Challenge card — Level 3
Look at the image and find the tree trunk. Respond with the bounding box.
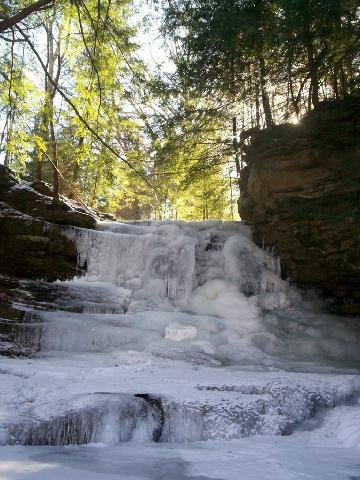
[4,109,15,167]
[68,136,84,199]
[308,84,313,112]
[258,54,274,127]
[232,116,241,187]
[333,65,339,99]
[44,15,62,203]
[49,116,59,202]
[227,159,234,220]
[306,41,319,108]
[90,165,100,207]
[37,104,49,181]
[288,56,300,117]
[302,0,319,109]
[255,82,261,127]
[339,62,348,96]
[73,137,84,182]
[4,30,16,168]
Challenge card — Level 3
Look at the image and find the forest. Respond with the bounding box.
[0,0,359,220]
[1,2,360,478]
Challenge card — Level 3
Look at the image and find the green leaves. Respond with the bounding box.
[161,0,360,123]
[0,0,157,214]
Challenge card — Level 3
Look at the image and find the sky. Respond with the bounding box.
[134,0,175,75]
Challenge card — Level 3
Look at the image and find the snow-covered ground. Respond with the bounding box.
[1,220,360,479]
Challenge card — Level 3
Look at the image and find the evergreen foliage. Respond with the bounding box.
[161,0,360,124]
[0,0,358,219]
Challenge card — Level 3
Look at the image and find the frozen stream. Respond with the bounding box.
[1,220,360,479]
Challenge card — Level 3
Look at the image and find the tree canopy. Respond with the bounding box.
[162,0,359,125]
[0,0,359,219]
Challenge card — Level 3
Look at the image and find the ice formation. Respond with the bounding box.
[1,220,360,479]
[24,220,360,367]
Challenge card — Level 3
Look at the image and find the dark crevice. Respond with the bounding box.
[134,393,165,442]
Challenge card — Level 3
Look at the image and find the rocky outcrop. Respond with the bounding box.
[0,166,97,229]
[239,97,360,314]
[0,203,79,281]
[0,165,98,281]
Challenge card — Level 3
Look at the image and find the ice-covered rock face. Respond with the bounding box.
[3,385,355,446]
[2,219,360,459]
[6,394,161,446]
[64,223,197,309]
[64,220,287,309]
[25,220,360,368]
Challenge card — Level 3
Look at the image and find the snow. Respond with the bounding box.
[1,220,360,479]
[0,437,359,480]
[165,323,198,342]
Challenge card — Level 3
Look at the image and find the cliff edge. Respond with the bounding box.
[239,97,360,314]
[0,165,98,281]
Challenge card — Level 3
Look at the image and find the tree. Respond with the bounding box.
[0,0,155,212]
[1,0,358,220]
[0,0,53,33]
[160,0,360,120]
[141,71,236,220]
[162,0,277,126]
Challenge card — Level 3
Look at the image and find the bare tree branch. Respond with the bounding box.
[0,0,54,33]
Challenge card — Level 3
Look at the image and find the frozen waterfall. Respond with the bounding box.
[47,220,360,367]
[1,220,360,480]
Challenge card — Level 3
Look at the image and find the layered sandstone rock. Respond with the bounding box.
[239,97,360,314]
[0,165,98,281]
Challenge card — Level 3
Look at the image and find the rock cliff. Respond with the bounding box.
[0,165,98,281]
[239,97,360,314]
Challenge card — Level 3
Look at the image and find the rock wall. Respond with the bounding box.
[239,98,360,314]
[0,165,98,281]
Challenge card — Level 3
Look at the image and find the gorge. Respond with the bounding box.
[0,1,359,478]
[0,167,360,478]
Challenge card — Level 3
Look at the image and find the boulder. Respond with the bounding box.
[0,165,98,229]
